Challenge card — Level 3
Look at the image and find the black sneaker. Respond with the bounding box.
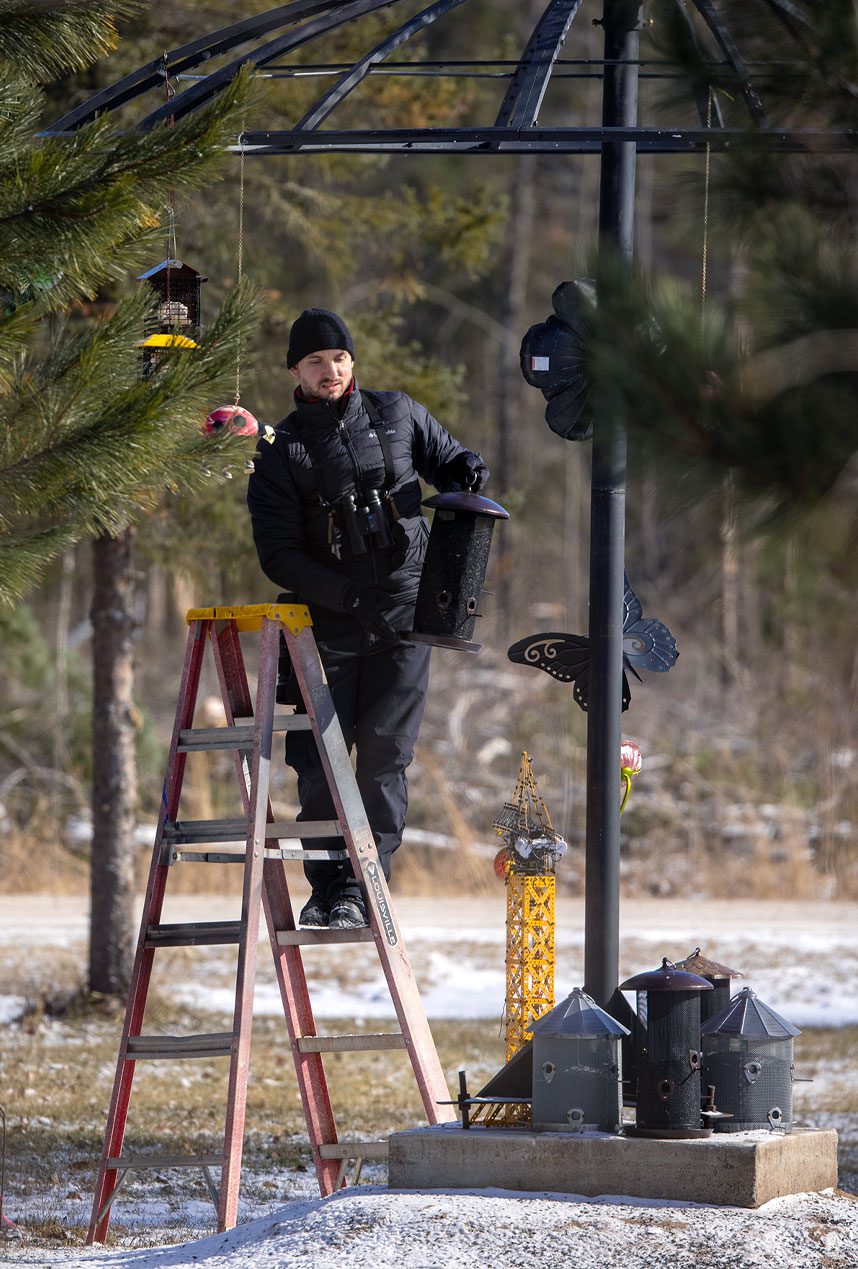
[328,895,368,929]
[298,894,330,928]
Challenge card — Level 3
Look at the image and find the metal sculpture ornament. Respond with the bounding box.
[519,279,595,441]
[507,574,678,713]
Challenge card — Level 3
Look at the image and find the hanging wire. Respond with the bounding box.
[234,133,246,407]
[162,52,178,265]
[700,87,713,333]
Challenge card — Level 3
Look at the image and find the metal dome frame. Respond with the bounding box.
[46,1,855,1022]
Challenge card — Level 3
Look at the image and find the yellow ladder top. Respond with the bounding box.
[186,602,313,636]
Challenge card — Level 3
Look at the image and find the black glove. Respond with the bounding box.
[344,586,400,642]
[445,451,489,493]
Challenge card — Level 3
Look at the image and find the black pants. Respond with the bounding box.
[285,623,431,903]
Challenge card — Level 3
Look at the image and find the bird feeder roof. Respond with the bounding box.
[701,987,800,1038]
[136,258,208,282]
[675,948,743,981]
[422,491,510,519]
[532,988,630,1038]
[620,958,713,992]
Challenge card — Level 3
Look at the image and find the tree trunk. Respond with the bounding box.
[89,528,138,995]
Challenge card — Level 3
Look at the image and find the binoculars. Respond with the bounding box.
[335,489,393,556]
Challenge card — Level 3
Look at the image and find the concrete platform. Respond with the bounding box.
[388,1124,838,1208]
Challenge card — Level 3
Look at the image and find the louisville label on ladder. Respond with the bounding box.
[88,602,454,1245]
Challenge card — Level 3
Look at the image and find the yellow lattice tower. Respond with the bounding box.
[504,871,555,1061]
[492,752,561,1063]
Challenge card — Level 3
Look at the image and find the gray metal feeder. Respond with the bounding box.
[531,988,629,1133]
[701,987,800,1134]
[621,958,713,1139]
[675,948,743,1027]
[404,491,509,654]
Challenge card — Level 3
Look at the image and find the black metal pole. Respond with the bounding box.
[583,0,641,1008]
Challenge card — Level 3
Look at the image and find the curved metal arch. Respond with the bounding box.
[138,0,409,130]
[758,0,812,33]
[296,0,469,131]
[673,0,725,128]
[495,0,583,129]
[46,1,338,133]
[689,0,768,126]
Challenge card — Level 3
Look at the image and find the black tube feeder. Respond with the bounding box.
[404,491,509,654]
[621,959,713,1140]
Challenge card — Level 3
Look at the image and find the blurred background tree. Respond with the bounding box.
[1,0,855,983]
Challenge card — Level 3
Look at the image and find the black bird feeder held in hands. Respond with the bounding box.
[405,491,509,654]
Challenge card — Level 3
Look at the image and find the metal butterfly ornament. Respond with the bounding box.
[507,574,678,713]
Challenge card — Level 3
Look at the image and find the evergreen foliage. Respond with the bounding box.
[582,1,858,519]
[0,1,262,605]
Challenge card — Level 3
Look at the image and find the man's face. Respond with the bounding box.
[289,348,354,401]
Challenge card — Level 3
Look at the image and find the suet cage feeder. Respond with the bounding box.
[137,258,207,376]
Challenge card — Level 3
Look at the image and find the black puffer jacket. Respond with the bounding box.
[247,385,475,631]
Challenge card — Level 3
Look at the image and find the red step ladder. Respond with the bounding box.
[87,602,453,1245]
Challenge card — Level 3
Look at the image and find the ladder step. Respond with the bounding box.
[277,928,374,946]
[165,847,348,865]
[296,1034,406,1053]
[126,1033,234,1060]
[144,921,243,947]
[107,1154,222,1170]
[177,716,312,751]
[318,1142,388,1160]
[162,818,342,844]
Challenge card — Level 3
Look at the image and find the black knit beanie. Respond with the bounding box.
[286,308,355,367]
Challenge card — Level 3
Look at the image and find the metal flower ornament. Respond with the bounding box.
[507,573,678,713]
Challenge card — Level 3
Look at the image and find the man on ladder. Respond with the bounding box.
[247,309,488,930]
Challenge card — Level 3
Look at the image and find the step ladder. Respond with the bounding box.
[87,602,454,1245]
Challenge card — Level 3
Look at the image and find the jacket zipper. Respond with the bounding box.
[331,401,380,583]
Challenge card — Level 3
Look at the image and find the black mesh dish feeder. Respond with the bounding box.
[531,988,629,1134]
[404,492,509,654]
[46,1,857,1027]
[701,987,801,1134]
[621,958,713,1139]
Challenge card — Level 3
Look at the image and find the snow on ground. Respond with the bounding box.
[2,895,857,1267]
[6,1188,858,1269]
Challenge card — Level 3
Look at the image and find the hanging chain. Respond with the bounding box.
[234,132,246,406]
[700,87,713,333]
[161,50,176,312]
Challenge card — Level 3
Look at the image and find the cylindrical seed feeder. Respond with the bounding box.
[701,987,800,1134]
[404,492,509,654]
[675,948,743,1027]
[532,988,629,1133]
[621,958,713,1139]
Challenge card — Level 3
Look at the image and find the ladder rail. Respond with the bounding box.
[216,614,278,1231]
[287,623,454,1126]
[208,617,342,1197]
[87,618,210,1246]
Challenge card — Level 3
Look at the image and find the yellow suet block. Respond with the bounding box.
[136,333,200,349]
[186,603,313,636]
